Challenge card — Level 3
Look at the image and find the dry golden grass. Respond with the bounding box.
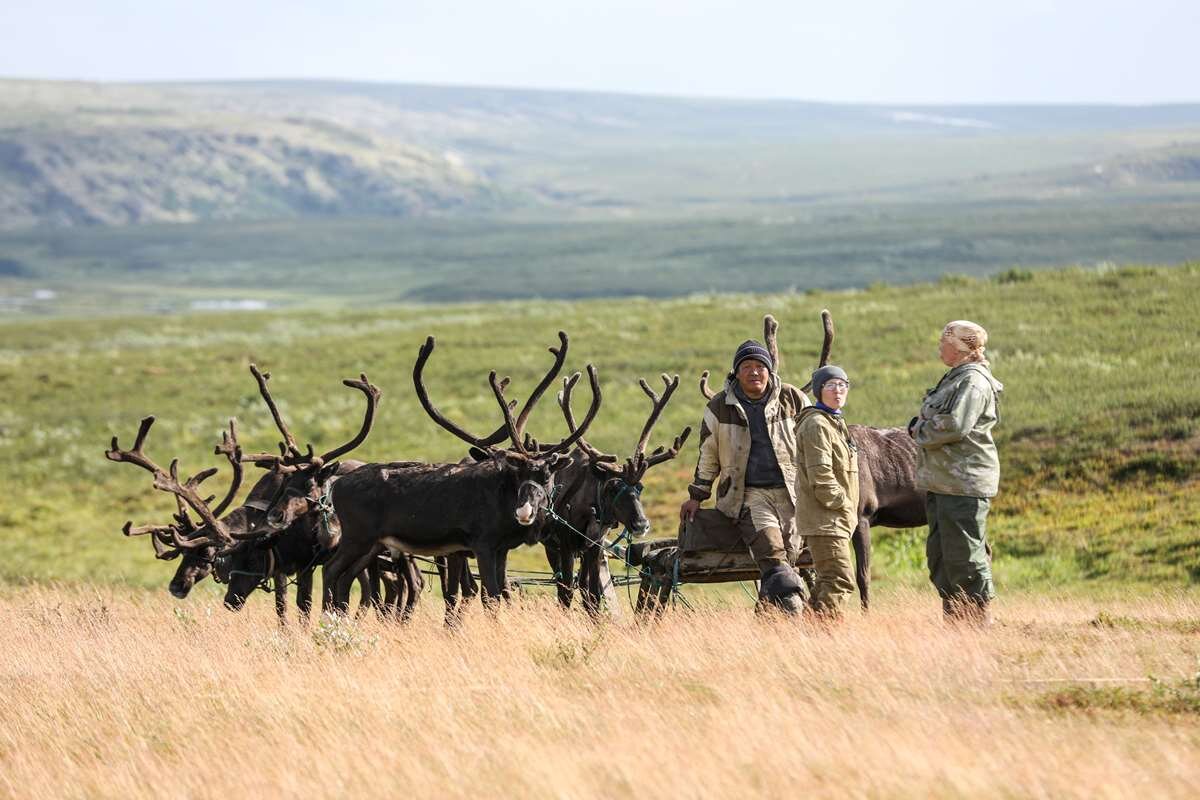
[1,585,1198,799]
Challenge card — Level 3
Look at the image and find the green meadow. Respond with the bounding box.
[1,263,1197,603]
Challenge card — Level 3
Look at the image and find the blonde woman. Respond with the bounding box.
[908,321,1003,625]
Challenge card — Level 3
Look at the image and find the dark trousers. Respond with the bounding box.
[925,492,996,603]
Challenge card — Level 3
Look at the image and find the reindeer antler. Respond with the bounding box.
[319,374,382,462]
[105,416,233,548]
[537,364,602,457]
[210,419,244,517]
[416,332,596,459]
[699,370,716,401]
[764,314,781,375]
[626,373,690,480]
[489,370,528,456]
[248,365,301,458]
[556,372,621,472]
[121,520,184,561]
[799,309,834,393]
[414,336,504,449]
[478,331,570,448]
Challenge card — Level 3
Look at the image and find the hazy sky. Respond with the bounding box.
[2,1,1196,104]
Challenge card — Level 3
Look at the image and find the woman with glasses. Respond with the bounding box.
[794,365,859,618]
[908,320,1004,625]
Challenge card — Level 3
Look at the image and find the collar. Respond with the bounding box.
[723,374,779,411]
[814,401,842,416]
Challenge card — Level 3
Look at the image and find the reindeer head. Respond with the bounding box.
[557,371,691,536]
[212,536,280,611]
[106,417,263,596]
[414,330,601,528]
[239,364,380,542]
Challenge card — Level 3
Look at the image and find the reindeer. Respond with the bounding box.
[541,371,691,616]
[266,331,602,615]
[699,312,925,609]
[205,363,415,620]
[115,418,256,600]
[110,364,405,623]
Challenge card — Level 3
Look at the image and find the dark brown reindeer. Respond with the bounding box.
[210,363,417,620]
[106,416,253,564]
[699,312,925,609]
[541,371,691,616]
[112,364,400,623]
[114,419,254,599]
[277,331,602,615]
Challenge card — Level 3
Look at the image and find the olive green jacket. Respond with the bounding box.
[911,363,1003,498]
[794,406,860,538]
[687,376,810,519]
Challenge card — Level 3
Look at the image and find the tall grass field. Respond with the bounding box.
[0,264,1197,797]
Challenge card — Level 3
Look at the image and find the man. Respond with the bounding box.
[680,339,810,612]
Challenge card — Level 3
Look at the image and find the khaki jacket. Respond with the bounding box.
[794,406,860,538]
[688,376,809,519]
[912,363,1003,498]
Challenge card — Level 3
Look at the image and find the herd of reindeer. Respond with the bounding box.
[107,313,926,625]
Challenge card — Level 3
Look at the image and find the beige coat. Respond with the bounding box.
[794,406,860,538]
[687,376,809,519]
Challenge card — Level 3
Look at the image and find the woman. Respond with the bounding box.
[794,364,858,618]
[908,320,1003,625]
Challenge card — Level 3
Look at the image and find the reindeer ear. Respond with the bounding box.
[316,460,341,483]
[467,446,491,462]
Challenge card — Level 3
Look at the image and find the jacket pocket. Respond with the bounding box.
[717,475,733,499]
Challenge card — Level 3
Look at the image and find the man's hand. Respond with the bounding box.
[680,498,701,523]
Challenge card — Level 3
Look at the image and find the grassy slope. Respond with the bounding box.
[3,198,1200,316]
[1,264,1197,597]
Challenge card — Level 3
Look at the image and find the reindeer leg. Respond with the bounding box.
[496,548,514,604]
[474,549,504,608]
[559,546,577,610]
[296,569,314,627]
[380,561,400,620]
[347,547,382,617]
[401,555,422,623]
[358,558,381,617]
[852,517,872,611]
[544,539,569,609]
[580,548,601,617]
[320,550,355,615]
[461,556,479,601]
[274,571,288,624]
[437,556,460,626]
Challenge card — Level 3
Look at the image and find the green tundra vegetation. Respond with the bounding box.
[5,79,1200,318]
[1,263,1196,601]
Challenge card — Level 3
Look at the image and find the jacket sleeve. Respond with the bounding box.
[913,378,988,448]
[688,406,721,501]
[801,420,848,511]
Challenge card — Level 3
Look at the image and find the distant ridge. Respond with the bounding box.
[3,78,1200,230]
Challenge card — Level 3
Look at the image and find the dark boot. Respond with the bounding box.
[759,563,806,616]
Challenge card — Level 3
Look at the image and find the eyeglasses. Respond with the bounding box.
[823,380,850,391]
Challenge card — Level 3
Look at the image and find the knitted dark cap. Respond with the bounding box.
[810,365,849,398]
[732,340,773,372]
